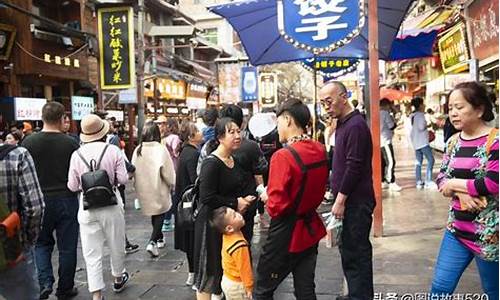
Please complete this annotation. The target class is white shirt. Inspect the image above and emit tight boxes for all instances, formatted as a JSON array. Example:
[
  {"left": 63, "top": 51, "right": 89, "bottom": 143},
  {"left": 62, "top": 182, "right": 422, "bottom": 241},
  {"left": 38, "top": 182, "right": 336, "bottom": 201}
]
[
  {"left": 380, "top": 110, "right": 395, "bottom": 146},
  {"left": 410, "top": 112, "right": 429, "bottom": 150}
]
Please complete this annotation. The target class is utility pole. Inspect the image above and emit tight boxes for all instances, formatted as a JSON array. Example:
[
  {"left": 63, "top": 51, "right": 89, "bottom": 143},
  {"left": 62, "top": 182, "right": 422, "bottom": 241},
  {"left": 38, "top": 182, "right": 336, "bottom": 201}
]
[{"left": 136, "top": 0, "right": 145, "bottom": 142}]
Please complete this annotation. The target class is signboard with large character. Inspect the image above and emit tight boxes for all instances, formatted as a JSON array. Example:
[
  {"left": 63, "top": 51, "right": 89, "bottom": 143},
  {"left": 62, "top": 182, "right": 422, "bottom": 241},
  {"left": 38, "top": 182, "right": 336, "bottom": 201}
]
[
  {"left": 98, "top": 7, "right": 135, "bottom": 89},
  {"left": 466, "top": 0, "right": 499, "bottom": 63},
  {"left": 277, "top": 0, "right": 365, "bottom": 54}
]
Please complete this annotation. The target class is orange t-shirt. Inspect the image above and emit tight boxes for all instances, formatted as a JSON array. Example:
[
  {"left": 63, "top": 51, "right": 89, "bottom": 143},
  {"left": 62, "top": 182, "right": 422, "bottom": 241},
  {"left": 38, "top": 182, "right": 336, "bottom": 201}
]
[{"left": 221, "top": 232, "right": 254, "bottom": 292}]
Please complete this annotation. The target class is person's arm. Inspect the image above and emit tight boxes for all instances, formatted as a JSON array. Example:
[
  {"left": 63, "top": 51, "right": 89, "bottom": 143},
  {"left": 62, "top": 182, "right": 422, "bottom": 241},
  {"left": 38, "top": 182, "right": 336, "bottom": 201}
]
[
  {"left": 417, "top": 113, "right": 427, "bottom": 131},
  {"left": 231, "top": 241, "right": 254, "bottom": 294},
  {"left": 266, "top": 151, "right": 293, "bottom": 218},
  {"left": 186, "top": 151, "right": 200, "bottom": 184},
  {"left": 17, "top": 150, "right": 45, "bottom": 246},
  {"left": 114, "top": 148, "right": 128, "bottom": 185},
  {"left": 67, "top": 153, "right": 81, "bottom": 192},
  {"left": 199, "top": 158, "right": 238, "bottom": 210},
  {"left": 161, "top": 148, "right": 176, "bottom": 188},
  {"left": 445, "top": 139, "right": 499, "bottom": 197},
  {"left": 196, "top": 143, "right": 208, "bottom": 176}
]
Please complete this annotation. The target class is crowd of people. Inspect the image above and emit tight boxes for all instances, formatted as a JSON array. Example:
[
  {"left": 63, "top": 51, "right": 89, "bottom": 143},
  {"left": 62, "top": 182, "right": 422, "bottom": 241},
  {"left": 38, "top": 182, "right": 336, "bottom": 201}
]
[{"left": 0, "top": 80, "right": 497, "bottom": 300}]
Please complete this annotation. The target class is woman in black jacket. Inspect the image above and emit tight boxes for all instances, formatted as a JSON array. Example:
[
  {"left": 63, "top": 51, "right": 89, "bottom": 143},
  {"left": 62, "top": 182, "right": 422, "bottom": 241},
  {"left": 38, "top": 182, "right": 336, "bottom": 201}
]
[{"left": 174, "top": 121, "right": 203, "bottom": 286}]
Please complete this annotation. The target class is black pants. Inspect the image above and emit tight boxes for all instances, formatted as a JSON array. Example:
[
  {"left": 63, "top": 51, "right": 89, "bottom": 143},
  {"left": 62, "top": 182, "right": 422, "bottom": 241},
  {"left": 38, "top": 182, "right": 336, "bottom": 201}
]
[
  {"left": 339, "top": 204, "right": 374, "bottom": 300},
  {"left": 242, "top": 206, "right": 256, "bottom": 246},
  {"left": 150, "top": 214, "right": 165, "bottom": 242},
  {"left": 255, "top": 244, "right": 318, "bottom": 300},
  {"left": 381, "top": 143, "right": 396, "bottom": 183}
]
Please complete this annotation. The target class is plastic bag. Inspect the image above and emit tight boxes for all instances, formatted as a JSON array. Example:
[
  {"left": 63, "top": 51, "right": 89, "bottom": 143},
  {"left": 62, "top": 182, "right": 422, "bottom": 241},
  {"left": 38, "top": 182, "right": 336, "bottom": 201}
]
[{"left": 323, "top": 213, "right": 343, "bottom": 248}]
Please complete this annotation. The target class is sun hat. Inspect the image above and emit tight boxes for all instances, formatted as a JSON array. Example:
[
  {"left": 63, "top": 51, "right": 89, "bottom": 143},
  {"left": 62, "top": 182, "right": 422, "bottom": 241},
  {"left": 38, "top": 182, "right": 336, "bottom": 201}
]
[
  {"left": 80, "top": 114, "right": 110, "bottom": 143},
  {"left": 248, "top": 112, "right": 277, "bottom": 138}
]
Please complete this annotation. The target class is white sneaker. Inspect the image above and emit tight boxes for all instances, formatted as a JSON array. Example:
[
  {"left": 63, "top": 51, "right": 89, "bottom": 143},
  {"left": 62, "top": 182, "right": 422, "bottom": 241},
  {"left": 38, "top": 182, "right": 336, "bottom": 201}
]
[
  {"left": 211, "top": 294, "right": 224, "bottom": 300},
  {"left": 416, "top": 181, "right": 424, "bottom": 189},
  {"left": 424, "top": 182, "right": 438, "bottom": 190},
  {"left": 146, "top": 241, "right": 159, "bottom": 257},
  {"left": 156, "top": 239, "right": 165, "bottom": 249},
  {"left": 185, "top": 272, "right": 195, "bottom": 286},
  {"left": 388, "top": 182, "right": 402, "bottom": 192},
  {"left": 381, "top": 182, "right": 389, "bottom": 189}
]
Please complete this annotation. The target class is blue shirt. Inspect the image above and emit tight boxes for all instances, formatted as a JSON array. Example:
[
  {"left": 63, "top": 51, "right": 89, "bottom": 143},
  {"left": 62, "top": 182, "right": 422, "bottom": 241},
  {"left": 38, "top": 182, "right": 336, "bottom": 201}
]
[{"left": 331, "top": 110, "right": 375, "bottom": 207}]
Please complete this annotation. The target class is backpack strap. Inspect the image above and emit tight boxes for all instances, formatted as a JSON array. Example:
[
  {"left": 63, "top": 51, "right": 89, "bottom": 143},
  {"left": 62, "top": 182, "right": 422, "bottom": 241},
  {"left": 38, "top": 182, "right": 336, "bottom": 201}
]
[
  {"left": 286, "top": 146, "right": 328, "bottom": 213},
  {"left": 76, "top": 144, "right": 109, "bottom": 171},
  {"left": 76, "top": 150, "right": 92, "bottom": 171},
  {"left": 485, "top": 128, "right": 498, "bottom": 156},
  {"left": 96, "top": 144, "right": 109, "bottom": 170}
]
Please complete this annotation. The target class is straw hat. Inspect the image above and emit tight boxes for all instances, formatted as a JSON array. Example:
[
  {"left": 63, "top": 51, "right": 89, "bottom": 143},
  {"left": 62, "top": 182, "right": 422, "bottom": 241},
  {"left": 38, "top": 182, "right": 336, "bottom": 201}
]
[{"left": 80, "top": 114, "right": 110, "bottom": 143}]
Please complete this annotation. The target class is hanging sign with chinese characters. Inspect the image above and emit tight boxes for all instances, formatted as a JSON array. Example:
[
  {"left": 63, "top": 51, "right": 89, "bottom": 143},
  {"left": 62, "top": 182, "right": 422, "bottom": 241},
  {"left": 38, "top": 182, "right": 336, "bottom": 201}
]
[
  {"left": 466, "top": 0, "right": 499, "bottom": 63},
  {"left": 258, "top": 73, "right": 278, "bottom": 108},
  {"left": 277, "top": 0, "right": 365, "bottom": 54},
  {"left": 301, "top": 57, "right": 359, "bottom": 78},
  {"left": 98, "top": 7, "right": 135, "bottom": 89},
  {"left": 438, "top": 23, "right": 470, "bottom": 74}
]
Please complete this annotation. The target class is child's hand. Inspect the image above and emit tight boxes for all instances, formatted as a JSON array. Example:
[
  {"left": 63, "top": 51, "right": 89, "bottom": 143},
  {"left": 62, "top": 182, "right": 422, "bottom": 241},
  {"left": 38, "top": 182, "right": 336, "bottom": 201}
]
[{"left": 245, "top": 290, "right": 253, "bottom": 299}]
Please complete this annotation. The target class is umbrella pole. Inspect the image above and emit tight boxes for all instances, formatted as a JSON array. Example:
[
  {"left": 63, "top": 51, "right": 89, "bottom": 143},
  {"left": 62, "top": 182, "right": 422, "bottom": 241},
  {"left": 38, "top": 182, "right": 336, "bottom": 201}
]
[
  {"left": 313, "top": 64, "right": 317, "bottom": 140},
  {"left": 369, "top": 0, "right": 383, "bottom": 237}
]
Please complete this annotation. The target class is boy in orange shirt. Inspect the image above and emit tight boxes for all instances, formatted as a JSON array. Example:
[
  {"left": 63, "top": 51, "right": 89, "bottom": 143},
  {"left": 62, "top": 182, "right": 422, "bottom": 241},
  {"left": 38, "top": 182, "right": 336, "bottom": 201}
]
[{"left": 211, "top": 206, "right": 253, "bottom": 300}]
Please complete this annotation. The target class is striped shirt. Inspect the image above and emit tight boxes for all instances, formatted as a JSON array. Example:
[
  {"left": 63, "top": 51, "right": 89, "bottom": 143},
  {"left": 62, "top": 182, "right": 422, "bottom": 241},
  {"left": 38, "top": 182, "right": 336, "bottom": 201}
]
[{"left": 436, "top": 131, "right": 499, "bottom": 261}]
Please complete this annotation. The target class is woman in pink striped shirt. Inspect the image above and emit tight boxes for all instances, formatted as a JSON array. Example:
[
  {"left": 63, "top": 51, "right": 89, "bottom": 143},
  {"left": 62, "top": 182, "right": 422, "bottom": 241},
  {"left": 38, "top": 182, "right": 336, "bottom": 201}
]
[{"left": 431, "top": 82, "right": 498, "bottom": 298}]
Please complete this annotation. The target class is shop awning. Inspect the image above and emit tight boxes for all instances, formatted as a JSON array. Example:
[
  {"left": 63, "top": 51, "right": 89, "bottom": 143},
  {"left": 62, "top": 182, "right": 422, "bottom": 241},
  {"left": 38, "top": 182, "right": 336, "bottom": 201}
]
[{"left": 380, "top": 88, "right": 412, "bottom": 102}]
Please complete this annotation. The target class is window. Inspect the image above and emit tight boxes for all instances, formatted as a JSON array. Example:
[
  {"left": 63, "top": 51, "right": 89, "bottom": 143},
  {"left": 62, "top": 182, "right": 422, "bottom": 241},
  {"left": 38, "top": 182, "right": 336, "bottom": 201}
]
[{"left": 202, "top": 28, "right": 218, "bottom": 45}]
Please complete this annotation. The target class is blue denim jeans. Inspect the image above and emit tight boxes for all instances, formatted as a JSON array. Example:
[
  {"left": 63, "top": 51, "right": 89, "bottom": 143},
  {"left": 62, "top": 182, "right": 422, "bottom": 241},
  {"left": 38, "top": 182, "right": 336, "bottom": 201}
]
[
  {"left": 415, "top": 145, "right": 435, "bottom": 184},
  {"left": 0, "top": 247, "right": 39, "bottom": 300},
  {"left": 431, "top": 230, "right": 499, "bottom": 299},
  {"left": 35, "top": 196, "right": 79, "bottom": 294}
]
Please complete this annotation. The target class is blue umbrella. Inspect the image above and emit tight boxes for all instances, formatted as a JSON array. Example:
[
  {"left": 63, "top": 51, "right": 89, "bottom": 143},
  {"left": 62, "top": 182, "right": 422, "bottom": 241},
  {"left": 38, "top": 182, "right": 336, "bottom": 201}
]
[{"left": 209, "top": 0, "right": 426, "bottom": 65}]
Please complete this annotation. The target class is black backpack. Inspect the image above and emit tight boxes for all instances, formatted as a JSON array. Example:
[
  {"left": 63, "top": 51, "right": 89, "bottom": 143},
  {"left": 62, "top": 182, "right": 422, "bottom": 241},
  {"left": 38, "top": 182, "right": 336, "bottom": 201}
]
[{"left": 77, "top": 144, "right": 117, "bottom": 210}]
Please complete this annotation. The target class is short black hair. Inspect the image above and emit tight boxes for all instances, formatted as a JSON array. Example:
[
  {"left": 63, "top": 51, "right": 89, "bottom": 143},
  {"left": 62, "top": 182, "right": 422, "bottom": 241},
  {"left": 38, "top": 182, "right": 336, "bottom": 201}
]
[
  {"left": 411, "top": 97, "right": 424, "bottom": 110},
  {"left": 206, "top": 117, "right": 239, "bottom": 154},
  {"left": 42, "top": 102, "right": 65, "bottom": 125},
  {"left": 219, "top": 104, "right": 243, "bottom": 128},
  {"left": 276, "top": 98, "right": 311, "bottom": 131},
  {"left": 210, "top": 206, "right": 229, "bottom": 234},
  {"left": 203, "top": 108, "right": 218, "bottom": 127},
  {"left": 380, "top": 98, "right": 391, "bottom": 107},
  {"left": 450, "top": 81, "right": 495, "bottom": 122}
]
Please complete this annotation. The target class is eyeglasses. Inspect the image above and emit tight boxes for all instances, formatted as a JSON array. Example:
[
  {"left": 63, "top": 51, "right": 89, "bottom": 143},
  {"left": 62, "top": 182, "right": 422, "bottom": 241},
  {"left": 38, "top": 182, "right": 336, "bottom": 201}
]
[{"left": 320, "top": 93, "right": 346, "bottom": 108}]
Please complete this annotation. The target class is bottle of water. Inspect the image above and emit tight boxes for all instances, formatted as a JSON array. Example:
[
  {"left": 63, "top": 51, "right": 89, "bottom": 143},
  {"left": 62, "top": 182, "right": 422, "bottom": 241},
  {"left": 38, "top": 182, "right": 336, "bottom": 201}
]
[{"left": 134, "top": 198, "right": 141, "bottom": 210}]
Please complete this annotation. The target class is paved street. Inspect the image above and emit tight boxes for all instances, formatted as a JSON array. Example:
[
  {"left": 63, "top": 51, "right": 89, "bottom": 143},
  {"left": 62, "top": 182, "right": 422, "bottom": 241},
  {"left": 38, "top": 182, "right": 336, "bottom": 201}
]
[{"left": 34, "top": 139, "right": 482, "bottom": 299}]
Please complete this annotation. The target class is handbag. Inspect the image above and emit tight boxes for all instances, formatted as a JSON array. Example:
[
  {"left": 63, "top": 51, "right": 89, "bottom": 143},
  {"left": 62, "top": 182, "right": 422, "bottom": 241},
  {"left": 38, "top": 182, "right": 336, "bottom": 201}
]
[
  {"left": 177, "top": 178, "right": 201, "bottom": 228},
  {"left": 428, "top": 130, "right": 436, "bottom": 143}
]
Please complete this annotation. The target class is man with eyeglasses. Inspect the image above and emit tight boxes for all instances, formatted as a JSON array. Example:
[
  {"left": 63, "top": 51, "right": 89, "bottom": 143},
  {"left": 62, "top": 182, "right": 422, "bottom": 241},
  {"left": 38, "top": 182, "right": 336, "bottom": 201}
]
[{"left": 319, "top": 81, "right": 375, "bottom": 300}]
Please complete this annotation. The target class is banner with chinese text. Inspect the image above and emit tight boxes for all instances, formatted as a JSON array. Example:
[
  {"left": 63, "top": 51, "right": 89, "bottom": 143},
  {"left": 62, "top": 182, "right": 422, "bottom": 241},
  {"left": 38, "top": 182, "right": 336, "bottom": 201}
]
[
  {"left": 98, "top": 7, "right": 135, "bottom": 89},
  {"left": 71, "top": 96, "right": 95, "bottom": 120}
]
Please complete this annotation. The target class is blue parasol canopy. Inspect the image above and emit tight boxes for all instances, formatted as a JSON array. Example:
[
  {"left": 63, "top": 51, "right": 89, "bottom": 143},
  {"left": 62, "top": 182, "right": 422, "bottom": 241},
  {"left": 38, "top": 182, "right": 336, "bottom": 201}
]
[{"left": 209, "top": 0, "right": 434, "bottom": 65}]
